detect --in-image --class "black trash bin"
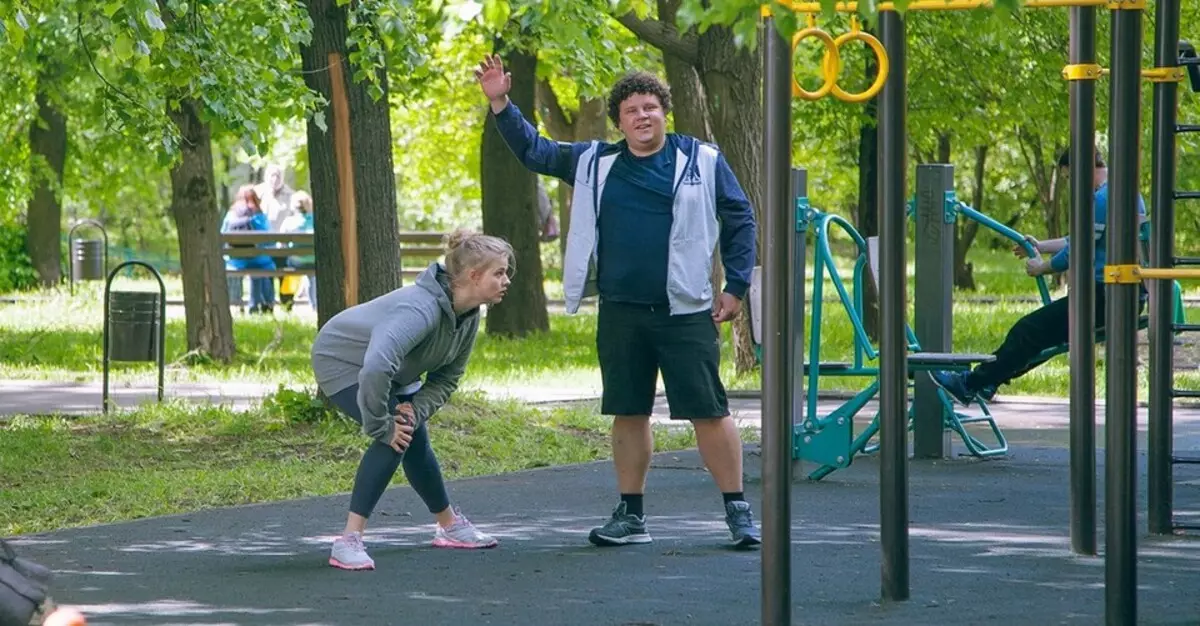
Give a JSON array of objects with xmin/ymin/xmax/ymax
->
[
  {"xmin": 72, "ymin": 239, "xmax": 105, "ymax": 281},
  {"xmin": 108, "ymin": 291, "xmax": 160, "ymax": 362}
]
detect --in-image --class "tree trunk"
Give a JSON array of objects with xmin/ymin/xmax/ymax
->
[
  {"xmin": 856, "ymin": 53, "xmax": 879, "ymax": 340},
  {"xmin": 953, "ymin": 145, "xmax": 987, "ymax": 290},
  {"xmin": 695, "ymin": 27, "xmax": 761, "ymax": 375},
  {"xmin": 301, "ymin": 0, "xmax": 403, "ymax": 328},
  {"xmin": 658, "ymin": 0, "xmax": 711, "ymax": 142},
  {"xmin": 936, "ymin": 131, "xmax": 951, "ymax": 164},
  {"xmin": 166, "ymin": 98, "xmax": 236, "ymax": 362},
  {"xmin": 481, "ymin": 41, "xmax": 548, "ymax": 337},
  {"xmin": 26, "ymin": 87, "xmax": 67, "ymax": 287}
]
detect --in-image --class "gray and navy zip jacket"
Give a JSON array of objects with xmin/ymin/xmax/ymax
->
[{"xmin": 492, "ymin": 101, "xmax": 758, "ymax": 316}]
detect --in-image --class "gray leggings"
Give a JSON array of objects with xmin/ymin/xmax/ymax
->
[{"xmin": 329, "ymin": 385, "xmax": 450, "ymax": 518}]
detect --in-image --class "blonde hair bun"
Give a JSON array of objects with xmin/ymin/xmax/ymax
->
[
  {"xmin": 443, "ymin": 228, "xmax": 477, "ymax": 254},
  {"xmin": 441, "ymin": 228, "xmax": 515, "ymax": 281}
]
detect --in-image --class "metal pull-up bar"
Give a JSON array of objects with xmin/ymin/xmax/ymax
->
[{"xmin": 767, "ymin": 0, "xmax": 1140, "ymax": 13}]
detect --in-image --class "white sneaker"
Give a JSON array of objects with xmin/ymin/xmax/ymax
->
[
  {"xmin": 329, "ymin": 532, "xmax": 374, "ymax": 570},
  {"xmin": 432, "ymin": 508, "xmax": 499, "ymax": 549}
]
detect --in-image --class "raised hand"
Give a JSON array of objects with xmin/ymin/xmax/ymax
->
[{"xmin": 474, "ymin": 54, "xmax": 511, "ymax": 112}]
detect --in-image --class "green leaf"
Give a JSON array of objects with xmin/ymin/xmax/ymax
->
[
  {"xmin": 144, "ymin": 8, "xmax": 166, "ymax": 30},
  {"xmin": 313, "ymin": 110, "xmax": 327, "ymax": 133},
  {"xmin": 14, "ymin": 10, "xmax": 27, "ymax": 30},
  {"xmin": 2, "ymin": 19, "xmax": 22, "ymax": 49},
  {"xmin": 114, "ymin": 34, "xmax": 134, "ymax": 61}
]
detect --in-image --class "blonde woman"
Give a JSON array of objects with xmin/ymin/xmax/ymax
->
[{"xmin": 311, "ymin": 229, "xmax": 513, "ymax": 570}]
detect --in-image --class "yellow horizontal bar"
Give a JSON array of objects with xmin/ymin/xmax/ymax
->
[
  {"xmin": 1063, "ymin": 63, "xmax": 1104, "ymax": 80},
  {"xmin": 1134, "ymin": 268, "xmax": 1200, "ymax": 281},
  {"xmin": 776, "ymin": 0, "xmax": 1125, "ymax": 13},
  {"xmin": 1103, "ymin": 265, "xmax": 1200, "ymax": 283}
]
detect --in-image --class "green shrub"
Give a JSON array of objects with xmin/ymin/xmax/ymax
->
[{"xmin": 0, "ymin": 221, "xmax": 37, "ymax": 293}]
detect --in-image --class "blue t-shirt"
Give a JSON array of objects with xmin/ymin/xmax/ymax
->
[
  {"xmin": 597, "ymin": 140, "xmax": 677, "ymax": 305},
  {"xmin": 1049, "ymin": 183, "xmax": 1147, "ymax": 283}
]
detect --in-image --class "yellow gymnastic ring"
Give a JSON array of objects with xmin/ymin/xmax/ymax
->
[
  {"xmin": 792, "ymin": 27, "xmax": 841, "ymax": 101},
  {"xmin": 822, "ymin": 29, "xmax": 890, "ymax": 104}
]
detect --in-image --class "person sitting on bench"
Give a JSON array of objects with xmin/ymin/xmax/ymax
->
[{"xmin": 930, "ymin": 147, "xmax": 1146, "ymax": 406}]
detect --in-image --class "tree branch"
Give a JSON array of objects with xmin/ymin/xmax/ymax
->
[
  {"xmin": 612, "ymin": 10, "xmax": 698, "ymax": 66},
  {"xmin": 536, "ymin": 79, "xmax": 573, "ymax": 141}
]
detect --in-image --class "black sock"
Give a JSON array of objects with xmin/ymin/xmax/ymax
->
[
  {"xmin": 620, "ymin": 493, "xmax": 644, "ymax": 517},
  {"xmin": 723, "ymin": 492, "xmax": 745, "ymax": 505}
]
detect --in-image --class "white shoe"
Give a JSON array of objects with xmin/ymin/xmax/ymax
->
[
  {"xmin": 329, "ymin": 532, "xmax": 374, "ymax": 570},
  {"xmin": 432, "ymin": 508, "xmax": 499, "ymax": 549}
]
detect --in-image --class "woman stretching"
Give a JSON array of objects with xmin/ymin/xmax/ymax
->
[{"xmin": 311, "ymin": 229, "xmax": 513, "ymax": 570}]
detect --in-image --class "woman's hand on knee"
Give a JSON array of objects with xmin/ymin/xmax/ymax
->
[
  {"xmin": 388, "ymin": 419, "xmax": 415, "ymax": 453},
  {"xmin": 395, "ymin": 402, "xmax": 416, "ymax": 425}
]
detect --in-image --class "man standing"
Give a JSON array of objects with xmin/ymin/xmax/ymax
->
[{"xmin": 475, "ymin": 55, "xmax": 761, "ymax": 548}]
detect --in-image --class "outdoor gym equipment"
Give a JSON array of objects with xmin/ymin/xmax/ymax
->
[
  {"xmin": 760, "ymin": 0, "xmax": 1190, "ymax": 621},
  {"xmin": 791, "ymin": 15, "xmax": 888, "ymax": 102},
  {"xmin": 793, "ymin": 203, "xmax": 1002, "ymax": 481}
]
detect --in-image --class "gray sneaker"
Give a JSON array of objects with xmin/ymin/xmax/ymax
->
[
  {"xmin": 588, "ymin": 502, "xmax": 652, "ymax": 546},
  {"xmin": 725, "ymin": 501, "xmax": 761, "ymax": 549},
  {"xmin": 432, "ymin": 508, "xmax": 499, "ymax": 549},
  {"xmin": 329, "ymin": 532, "xmax": 374, "ymax": 570}
]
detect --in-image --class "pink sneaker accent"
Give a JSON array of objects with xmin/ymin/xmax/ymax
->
[{"xmin": 329, "ymin": 532, "xmax": 375, "ymax": 570}]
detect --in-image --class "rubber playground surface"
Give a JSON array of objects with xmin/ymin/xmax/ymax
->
[{"xmin": 11, "ymin": 396, "xmax": 1200, "ymax": 625}]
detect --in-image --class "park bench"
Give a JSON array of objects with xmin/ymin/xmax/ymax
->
[{"xmin": 220, "ymin": 231, "xmax": 447, "ymax": 284}]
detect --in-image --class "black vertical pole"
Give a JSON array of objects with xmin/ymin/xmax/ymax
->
[
  {"xmin": 1106, "ymin": 4, "xmax": 1143, "ymax": 624},
  {"xmin": 913, "ymin": 165, "xmax": 954, "ymax": 459},
  {"xmin": 761, "ymin": 12, "xmax": 793, "ymax": 626},
  {"xmin": 878, "ymin": 8, "xmax": 909, "ymax": 603},
  {"xmin": 1148, "ymin": 0, "xmax": 1181, "ymax": 537},
  {"xmin": 1067, "ymin": 4, "xmax": 1098, "ymax": 557},
  {"xmin": 792, "ymin": 167, "xmax": 808, "ymax": 479}
]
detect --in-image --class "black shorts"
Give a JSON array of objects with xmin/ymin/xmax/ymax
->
[{"xmin": 596, "ymin": 300, "xmax": 729, "ymax": 420}]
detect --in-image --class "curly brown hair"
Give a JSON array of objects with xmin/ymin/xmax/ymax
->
[{"xmin": 607, "ymin": 72, "xmax": 672, "ymax": 126}]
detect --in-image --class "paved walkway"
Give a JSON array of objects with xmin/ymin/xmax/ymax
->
[
  {"xmin": 11, "ymin": 442, "xmax": 1200, "ymax": 625},
  {"xmin": 5, "ymin": 378, "xmax": 1200, "ymax": 623},
  {"xmin": 0, "ymin": 380, "xmax": 606, "ymax": 416}
]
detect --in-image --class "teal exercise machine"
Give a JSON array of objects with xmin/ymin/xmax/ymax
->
[{"xmin": 748, "ymin": 177, "xmax": 1188, "ymax": 482}]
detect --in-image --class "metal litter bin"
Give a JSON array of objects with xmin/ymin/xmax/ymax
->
[
  {"xmin": 108, "ymin": 291, "xmax": 160, "ymax": 362},
  {"xmin": 68, "ymin": 219, "xmax": 108, "ymax": 295},
  {"xmin": 103, "ymin": 261, "xmax": 166, "ymax": 414},
  {"xmin": 72, "ymin": 239, "xmax": 105, "ymax": 280}
]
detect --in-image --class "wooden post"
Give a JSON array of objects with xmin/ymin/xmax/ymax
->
[{"xmin": 328, "ymin": 52, "xmax": 358, "ymax": 307}]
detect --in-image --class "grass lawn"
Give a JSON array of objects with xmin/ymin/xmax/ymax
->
[
  {"xmin": 0, "ymin": 389, "xmax": 711, "ymax": 536},
  {"xmin": 4, "ymin": 244, "xmax": 1197, "ymax": 536},
  {"xmin": 3, "ymin": 246, "xmax": 1197, "ymax": 398}
]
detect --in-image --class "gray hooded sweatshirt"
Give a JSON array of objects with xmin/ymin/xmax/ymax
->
[{"xmin": 310, "ymin": 263, "xmax": 479, "ymax": 443}]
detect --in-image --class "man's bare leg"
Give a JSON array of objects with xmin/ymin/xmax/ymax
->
[
  {"xmin": 612, "ymin": 415, "xmax": 653, "ymax": 493},
  {"xmin": 589, "ymin": 416, "xmax": 655, "ymax": 546},
  {"xmin": 692, "ymin": 416, "xmax": 743, "ymax": 492},
  {"xmin": 693, "ymin": 415, "xmax": 760, "ymax": 548}
]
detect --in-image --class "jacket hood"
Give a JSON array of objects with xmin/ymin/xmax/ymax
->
[{"xmin": 414, "ymin": 262, "xmax": 458, "ymax": 322}]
